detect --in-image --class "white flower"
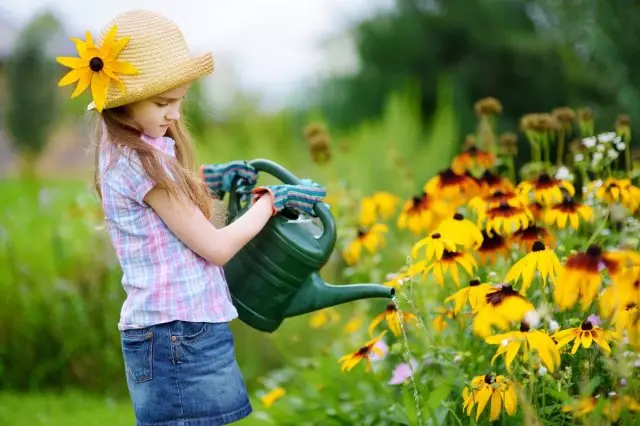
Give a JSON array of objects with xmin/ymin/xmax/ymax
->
[
  {"xmin": 538, "ymin": 366, "xmax": 548, "ymax": 376},
  {"xmin": 582, "ymin": 136, "xmax": 597, "ymax": 148},
  {"xmin": 597, "ymin": 132, "xmax": 616, "ymax": 143},
  {"xmin": 548, "ymin": 320, "xmax": 560, "ymax": 333},
  {"xmin": 574, "ymin": 153, "xmax": 584, "ymax": 163},
  {"xmin": 607, "ymin": 149, "xmax": 619, "ymax": 160},
  {"xmin": 596, "ymin": 144, "xmax": 606, "ymax": 153},
  {"xmin": 555, "ymin": 166, "xmax": 572, "ymax": 180},
  {"xmin": 524, "ymin": 310, "xmax": 541, "ymax": 328},
  {"xmin": 616, "ymin": 142, "xmax": 626, "ymax": 151}
]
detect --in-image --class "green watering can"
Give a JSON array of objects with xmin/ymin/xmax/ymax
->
[{"xmin": 222, "ymin": 159, "xmax": 395, "ymax": 333}]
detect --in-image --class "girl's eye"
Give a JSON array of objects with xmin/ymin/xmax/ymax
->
[{"xmin": 155, "ymin": 102, "xmax": 169, "ymax": 107}]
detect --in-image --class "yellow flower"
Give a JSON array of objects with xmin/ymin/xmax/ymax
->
[
  {"xmin": 485, "ymin": 322, "xmax": 561, "ymax": 373},
  {"xmin": 397, "ymin": 192, "xmax": 445, "ymax": 235},
  {"xmin": 408, "ymin": 250, "xmax": 477, "ymax": 287},
  {"xmin": 504, "ymin": 240, "xmax": 561, "ymax": 294},
  {"xmin": 472, "ymin": 285, "xmax": 535, "ymax": 337},
  {"xmin": 516, "ymin": 172, "xmax": 575, "ymax": 206},
  {"xmin": 309, "ymin": 307, "xmax": 340, "ymax": 328},
  {"xmin": 337, "ymin": 331, "xmax": 387, "ymax": 372},
  {"xmin": 563, "ymin": 394, "xmax": 640, "ymax": 422},
  {"xmin": 424, "ymin": 168, "xmax": 480, "ymax": 203},
  {"xmin": 543, "ymin": 198, "xmax": 594, "ymax": 230},
  {"xmin": 432, "ymin": 307, "xmax": 456, "ymax": 332},
  {"xmin": 368, "ymin": 303, "xmax": 417, "ymax": 336},
  {"xmin": 451, "ymin": 145, "xmax": 495, "ymax": 174},
  {"xmin": 358, "ymin": 192, "xmax": 400, "ymax": 226},
  {"xmin": 596, "ymin": 178, "xmax": 634, "ymax": 206},
  {"xmin": 553, "ymin": 318, "xmax": 613, "ymax": 354},
  {"xmin": 476, "ymin": 231, "xmax": 510, "ymax": 266},
  {"xmin": 434, "ymin": 213, "xmax": 484, "ymax": 250},
  {"xmin": 444, "ymin": 279, "xmax": 494, "ymax": 314},
  {"xmin": 56, "ymin": 26, "xmax": 139, "ymax": 112},
  {"xmin": 478, "ymin": 200, "xmax": 534, "ymax": 236},
  {"xmin": 342, "ymin": 224, "xmax": 388, "ymax": 265},
  {"xmin": 462, "ymin": 374, "xmax": 517, "ymax": 422},
  {"xmin": 561, "ymin": 396, "xmax": 597, "ymax": 417},
  {"xmin": 411, "ymin": 231, "xmax": 457, "ymax": 262},
  {"xmin": 260, "ymin": 387, "xmax": 285, "ymax": 408},
  {"xmin": 343, "ymin": 316, "xmax": 363, "ymax": 334},
  {"xmin": 509, "ymin": 223, "xmax": 556, "ymax": 252}
]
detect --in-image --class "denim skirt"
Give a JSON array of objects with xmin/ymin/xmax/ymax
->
[{"xmin": 120, "ymin": 320, "xmax": 252, "ymax": 426}]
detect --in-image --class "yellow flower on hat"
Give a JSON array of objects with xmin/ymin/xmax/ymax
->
[{"xmin": 56, "ymin": 25, "xmax": 139, "ymax": 112}]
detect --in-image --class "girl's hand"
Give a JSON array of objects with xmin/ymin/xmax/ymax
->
[{"xmin": 252, "ymin": 182, "xmax": 326, "ymax": 217}]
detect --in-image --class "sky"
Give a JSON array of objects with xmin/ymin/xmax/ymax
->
[{"xmin": 3, "ymin": 0, "xmax": 392, "ymax": 110}]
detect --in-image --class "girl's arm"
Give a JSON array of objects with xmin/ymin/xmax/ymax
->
[{"xmin": 144, "ymin": 186, "xmax": 273, "ymax": 266}]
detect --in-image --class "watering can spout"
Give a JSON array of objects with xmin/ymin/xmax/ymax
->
[{"xmin": 283, "ymin": 273, "xmax": 395, "ymax": 318}]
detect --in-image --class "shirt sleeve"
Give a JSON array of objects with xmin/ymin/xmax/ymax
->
[{"xmin": 116, "ymin": 150, "xmax": 157, "ymax": 205}]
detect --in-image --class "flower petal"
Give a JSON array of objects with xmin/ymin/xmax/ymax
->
[
  {"xmin": 107, "ymin": 60, "xmax": 139, "ymax": 75},
  {"xmin": 100, "ymin": 25, "xmax": 118, "ymax": 58},
  {"xmin": 71, "ymin": 71, "xmax": 92, "ymax": 98},
  {"xmin": 56, "ymin": 56, "xmax": 87, "ymax": 69},
  {"xmin": 58, "ymin": 67, "xmax": 87, "ymax": 87},
  {"xmin": 490, "ymin": 390, "xmax": 502, "ymax": 421},
  {"xmin": 90, "ymin": 71, "xmax": 109, "ymax": 112}
]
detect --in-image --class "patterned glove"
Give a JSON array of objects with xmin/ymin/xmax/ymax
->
[
  {"xmin": 252, "ymin": 182, "xmax": 327, "ymax": 217},
  {"xmin": 200, "ymin": 161, "xmax": 258, "ymax": 198}
]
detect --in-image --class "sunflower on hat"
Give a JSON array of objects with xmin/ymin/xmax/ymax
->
[{"xmin": 56, "ymin": 26, "xmax": 139, "ymax": 112}]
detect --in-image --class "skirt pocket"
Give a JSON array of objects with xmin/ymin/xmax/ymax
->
[{"xmin": 121, "ymin": 330, "xmax": 153, "ymax": 383}]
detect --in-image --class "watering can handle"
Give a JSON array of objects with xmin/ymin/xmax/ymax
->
[{"xmin": 227, "ymin": 159, "xmax": 336, "ymax": 251}]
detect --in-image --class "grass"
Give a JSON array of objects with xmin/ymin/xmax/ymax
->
[{"xmin": 0, "ymin": 391, "xmax": 272, "ymax": 425}]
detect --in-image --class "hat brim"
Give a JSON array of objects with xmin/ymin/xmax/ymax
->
[{"xmin": 88, "ymin": 51, "xmax": 213, "ymax": 111}]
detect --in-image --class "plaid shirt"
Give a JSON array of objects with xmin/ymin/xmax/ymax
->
[{"xmin": 99, "ymin": 133, "xmax": 238, "ymax": 330}]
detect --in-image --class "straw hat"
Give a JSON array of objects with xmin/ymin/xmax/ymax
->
[{"xmin": 80, "ymin": 9, "xmax": 213, "ymax": 111}]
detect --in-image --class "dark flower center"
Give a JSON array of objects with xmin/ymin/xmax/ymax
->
[
  {"xmin": 492, "ymin": 190, "xmax": 505, "ymax": 197},
  {"xmin": 537, "ymin": 172, "xmax": 552, "ymax": 185},
  {"xmin": 586, "ymin": 245, "xmax": 602, "ymax": 258},
  {"xmin": 386, "ymin": 303, "xmax": 397, "ymax": 312},
  {"xmin": 440, "ymin": 168, "xmax": 457, "ymax": 180},
  {"xmin": 581, "ymin": 320, "xmax": 593, "ymax": 331},
  {"xmin": 484, "ymin": 374, "xmax": 495, "ymax": 385},
  {"xmin": 467, "ymin": 146, "xmax": 478, "ymax": 155},
  {"xmin": 486, "ymin": 285, "xmax": 519, "ymax": 305},
  {"xmin": 357, "ymin": 228, "xmax": 367, "ymax": 238},
  {"xmin": 454, "ymin": 213, "xmax": 464, "ymax": 221},
  {"xmin": 532, "ymin": 241, "xmax": 546, "ymax": 252},
  {"xmin": 89, "ymin": 57, "xmax": 104, "ymax": 72},
  {"xmin": 626, "ymin": 303, "xmax": 637, "ymax": 310},
  {"xmin": 431, "ymin": 232, "xmax": 441, "ymax": 239},
  {"xmin": 520, "ymin": 322, "xmax": 530, "ymax": 332},
  {"xmin": 469, "ymin": 279, "xmax": 480, "ymax": 287}
]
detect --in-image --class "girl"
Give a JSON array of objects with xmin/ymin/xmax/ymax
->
[{"xmin": 56, "ymin": 9, "xmax": 326, "ymax": 426}]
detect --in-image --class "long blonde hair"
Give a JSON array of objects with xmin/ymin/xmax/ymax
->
[{"xmin": 93, "ymin": 106, "xmax": 214, "ymax": 221}]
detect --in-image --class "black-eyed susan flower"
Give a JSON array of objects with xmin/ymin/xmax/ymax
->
[
  {"xmin": 368, "ymin": 303, "xmax": 417, "ymax": 337},
  {"xmin": 469, "ymin": 189, "xmax": 527, "ymax": 216},
  {"xmin": 603, "ymin": 395, "xmax": 640, "ymax": 421},
  {"xmin": 260, "ymin": 387, "xmax": 286, "ymax": 408},
  {"xmin": 596, "ymin": 178, "xmax": 634, "ymax": 206},
  {"xmin": 552, "ymin": 318, "xmax": 613, "ymax": 354},
  {"xmin": 337, "ymin": 331, "xmax": 387, "ymax": 372},
  {"xmin": 517, "ymin": 172, "xmax": 575, "ymax": 206},
  {"xmin": 544, "ymin": 197, "xmax": 594, "ymax": 230},
  {"xmin": 444, "ymin": 279, "xmax": 494, "ymax": 314},
  {"xmin": 504, "ymin": 240, "xmax": 561, "ymax": 294},
  {"xmin": 433, "ymin": 306, "xmax": 456, "ymax": 332},
  {"xmin": 56, "ymin": 26, "xmax": 139, "ymax": 112},
  {"xmin": 309, "ymin": 307, "xmax": 341, "ymax": 328},
  {"xmin": 435, "ymin": 213, "xmax": 484, "ymax": 250},
  {"xmin": 424, "ymin": 168, "xmax": 480, "ymax": 203},
  {"xmin": 476, "ymin": 231, "xmax": 510, "ymax": 266},
  {"xmin": 473, "ymin": 284, "xmax": 535, "ymax": 337},
  {"xmin": 343, "ymin": 316, "xmax": 363, "ymax": 334},
  {"xmin": 527, "ymin": 201, "xmax": 545, "ymax": 221},
  {"xmin": 358, "ymin": 192, "xmax": 400, "ymax": 226},
  {"xmin": 510, "ymin": 222, "xmax": 555, "ymax": 251},
  {"xmin": 462, "ymin": 374, "xmax": 517, "ymax": 422},
  {"xmin": 451, "ymin": 145, "xmax": 496, "ymax": 174},
  {"xmin": 485, "ymin": 321, "xmax": 561, "ymax": 373},
  {"xmin": 342, "ymin": 224, "xmax": 388, "ymax": 266},
  {"xmin": 478, "ymin": 200, "xmax": 534, "ymax": 236},
  {"xmin": 397, "ymin": 192, "xmax": 444, "ymax": 235},
  {"xmin": 408, "ymin": 249, "xmax": 477, "ymax": 287},
  {"xmin": 554, "ymin": 245, "xmax": 620, "ymax": 311},
  {"xmin": 474, "ymin": 170, "xmax": 515, "ymax": 197},
  {"xmin": 411, "ymin": 231, "xmax": 457, "ymax": 262},
  {"xmin": 561, "ymin": 396, "xmax": 598, "ymax": 418}
]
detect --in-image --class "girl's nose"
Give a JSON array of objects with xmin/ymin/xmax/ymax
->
[{"xmin": 166, "ymin": 107, "xmax": 181, "ymax": 121}]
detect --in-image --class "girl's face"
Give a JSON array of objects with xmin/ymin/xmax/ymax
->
[{"xmin": 127, "ymin": 84, "xmax": 191, "ymax": 138}]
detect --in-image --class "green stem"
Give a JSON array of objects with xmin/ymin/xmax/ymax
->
[
  {"xmin": 557, "ymin": 130, "xmax": 565, "ymax": 166},
  {"xmin": 625, "ymin": 141, "xmax": 632, "ymax": 177},
  {"xmin": 543, "ymin": 135, "xmax": 551, "ymax": 165},
  {"xmin": 506, "ymin": 155, "xmax": 517, "ymax": 183},
  {"xmin": 584, "ymin": 212, "xmax": 609, "ymax": 250}
]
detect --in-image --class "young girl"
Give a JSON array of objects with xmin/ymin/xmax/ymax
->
[{"xmin": 56, "ymin": 9, "xmax": 326, "ymax": 426}]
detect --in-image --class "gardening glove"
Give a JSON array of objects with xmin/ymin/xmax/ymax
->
[
  {"xmin": 200, "ymin": 161, "xmax": 258, "ymax": 199},
  {"xmin": 252, "ymin": 182, "xmax": 327, "ymax": 217}
]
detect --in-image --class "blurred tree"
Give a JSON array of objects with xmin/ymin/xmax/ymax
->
[
  {"xmin": 317, "ymin": 0, "xmax": 638, "ymax": 140},
  {"xmin": 4, "ymin": 11, "xmax": 61, "ymax": 178},
  {"xmin": 183, "ymin": 80, "xmax": 211, "ymax": 142}
]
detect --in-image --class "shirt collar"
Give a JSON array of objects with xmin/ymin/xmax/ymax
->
[{"xmin": 140, "ymin": 134, "xmax": 175, "ymax": 156}]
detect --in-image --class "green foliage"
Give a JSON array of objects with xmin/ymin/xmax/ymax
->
[{"xmin": 4, "ymin": 12, "xmax": 62, "ymax": 168}]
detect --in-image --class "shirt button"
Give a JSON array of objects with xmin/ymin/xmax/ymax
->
[{"xmin": 171, "ymin": 336, "xmax": 177, "ymax": 342}]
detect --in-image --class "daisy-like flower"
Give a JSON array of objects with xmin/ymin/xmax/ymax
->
[
  {"xmin": 473, "ymin": 284, "xmax": 535, "ymax": 337},
  {"xmin": 397, "ymin": 192, "xmax": 444, "ymax": 235},
  {"xmin": 469, "ymin": 189, "xmax": 527, "ymax": 216},
  {"xmin": 504, "ymin": 240, "xmax": 562, "ymax": 294},
  {"xmin": 603, "ymin": 395, "xmax": 640, "ymax": 421},
  {"xmin": 337, "ymin": 331, "xmax": 387, "ymax": 372},
  {"xmin": 478, "ymin": 200, "xmax": 534, "ymax": 236},
  {"xmin": 595, "ymin": 178, "xmax": 634, "ymax": 206},
  {"xmin": 56, "ymin": 26, "xmax": 139, "ymax": 112},
  {"xmin": 543, "ymin": 197, "xmax": 594, "ymax": 230},
  {"xmin": 309, "ymin": 307, "xmax": 341, "ymax": 328},
  {"xmin": 485, "ymin": 321, "xmax": 561, "ymax": 373},
  {"xmin": 358, "ymin": 192, "xmax": 400, "ymax": 226},
  {"xmin": 553, "ymin": 318, "xmax": 613, "ymax": 354},
  {"xmin": 408, "ymin": 249, "xmax": 477, "ymax": 287},
  {"xmin": 527, "ymin": 201, "xmax": 545, "ymax": 221},
  {"xmin": 342, "ymin": 224, "xmax": 388, "ymax": 266},
  {"xmin": 510, "ymin": 222, "xmax": 555, "ymax": 251},
  {"xmin": 517, "ymin": 172, "xmax": 575, "ymax": 206},
  {"xmin": 474, "ymin": 170, "xmax": 515, "ymax": 197},
  {"xmin": 462, "ymin": 374, "xmax": 517, "ymax": 422},
  {"xmin": 368, "ymin": 303, "xmax": 417, "ymax": 337},
  {"xmin": 554, "ymin": 245, "xmax": 620, "ymax": 311},
  {"xmin": 411, "ymin": 231, "xmax": 457, "ymax": 262},
  {"xmin": 434, "ymin": 213, "xmax": 484, "ymax": 250},
  {"xmin": 451, "ymin": 145, "xmax": 496, "ymax": 174},
  {"xmin": 424, "ymin": 168, "xmax": 480, "ymax": 203},
  {"xmin": 561, "ymin": 395, "xmax": 597, "ymax": 418},
  {"xmin": 444, "ymin": 279, "xmax": 494, "ymax": 314},
  {"xmin": 432, "ymin": 306, "xmax": 456, "ymax": 332},
  {"xmin": 476, "ymin": 231, "xmax": 510, "ymax": 266},
  {"xmin": 260, "ymin": 387, "xmax": 286, "ymax": 408}
]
